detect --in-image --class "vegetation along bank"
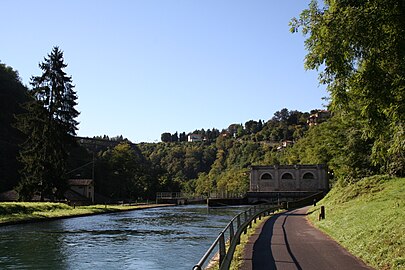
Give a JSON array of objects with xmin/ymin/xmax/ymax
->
[
  {"xmin": 0, "ymin": 202, "xmax": 174, "ymax": 226},
  {"xmin": 308, "ymin": 176, "xmax": 404, "ymax": 270}
]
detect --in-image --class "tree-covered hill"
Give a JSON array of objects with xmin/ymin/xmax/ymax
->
[
  {"xmin": 65, "ymin": 107, "xmax": 320, "ymax": 200},
  {"xmin": 3, "ymin": 0, "xmax": 404, "ymax": 202},
  {"xmin": 0, "ymin": 62, "xmax": 349, "ymax": 201},
  {"xmin": 0, "ymin": 62, "xmax": 29, "ymax": 192}
]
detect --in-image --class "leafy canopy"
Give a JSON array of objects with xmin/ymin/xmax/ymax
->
[{"xmin": 291, "ymin": 0, "xmax": 405, "ymax": 175}]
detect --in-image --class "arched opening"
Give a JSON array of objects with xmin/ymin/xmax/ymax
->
[
  {"xmin": 303, "ymin": 172, "xmax": 315, "ymax": 179},
  {"xmin": 260, "ymin": 173, "xmax": 272, "ymax": 180},
  {"xmin": 281, "ymin": 173, "xmax": 294, "ymax": 179}
]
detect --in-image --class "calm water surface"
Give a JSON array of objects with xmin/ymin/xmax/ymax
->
[{"xmin": 0, "ymin": 205, "xmax": 249, "ymax": 270}]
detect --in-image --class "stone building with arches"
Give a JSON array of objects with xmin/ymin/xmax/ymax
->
[{"xmin": 249, "ymin": 164, "xmax": 329, "ymax": 192}]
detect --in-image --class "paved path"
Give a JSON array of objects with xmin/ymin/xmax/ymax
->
[{"xmin": 240, "ymin": 207, "xmax": 373, "ymax": 270}]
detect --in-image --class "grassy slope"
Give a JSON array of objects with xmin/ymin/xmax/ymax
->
[
  {"xmin": 308, "ymin": 176, "xmax": 405, "ymax": 270},
  {"xmin": 0, "ymin": 202, "xmax": 172, "ymax": 225}
]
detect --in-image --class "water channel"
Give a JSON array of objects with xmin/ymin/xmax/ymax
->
[{"xmin": 0, "ymin": 205, "xmax": 249, "ymax": 270}]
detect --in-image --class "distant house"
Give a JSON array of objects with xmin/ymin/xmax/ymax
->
[
  {"xmin": 307, "ymin": 110, "xmax": 331, "ymax": 126},
  {"xmin": 68, "ymin": 179, "xmax": 94, "ymax": 203},
  {"xmin": 188, "ymin": 134, "xmax": 203, "ymax": 142},
  {"xmin": 0, "ymin": 190, "xmax": 19, "ymax": 201},
  {"xmin": 277, "ymin": 140, "xmax": 294, "ymax": 150}
]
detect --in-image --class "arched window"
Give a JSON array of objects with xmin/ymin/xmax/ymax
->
[
  {"xmin": 281, "ymin": 173, "xmax": 293, "ymax": 179},
  {"xmin": 303, "ymin": 172, "xmax": 315, "ymax": 179},
  {"xmin": 260, "ymin": 173, "xmax": 272, "ymax": 180}
]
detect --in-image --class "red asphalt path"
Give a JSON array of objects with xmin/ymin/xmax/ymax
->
[{"xmin": 240, "ymin": 207, "xmax": 373, "ymax": 270}]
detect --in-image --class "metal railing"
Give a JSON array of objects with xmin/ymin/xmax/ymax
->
[
  {"xmin": 156, "ymin": 192, "xmax": 184, "ymax": 199},
  {"xmin": 192, "ymin": 204, "xmax": 281, "ymax": 270},
  {"xmin": 286, "ymin": 191, "xmax": 325, "ymax": 209}
]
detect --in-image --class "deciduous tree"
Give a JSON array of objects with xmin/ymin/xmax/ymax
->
[{"xmin": 291, "ymin": 0, "xmax": 405, "ymax": 175}]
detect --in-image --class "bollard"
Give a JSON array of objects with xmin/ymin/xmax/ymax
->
[
  {"xmin": 313, "ymin": 198, "xmax": 317, "ymax": 206},
  {"xmin": 319, "ymin": 206, "xmax": 325, "ymax": 220},
  {"xmin": 281, "ymin": 202, "xmax": 286, "ymax": 209}
]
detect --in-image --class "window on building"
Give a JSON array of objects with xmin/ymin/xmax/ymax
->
[
  {"xmin": 261, "ymin": 173, "xmax": 272, "ymax": 180},
  {"xmin": 303, "ymin": 172, "xmax": 315, "ymax": 179},
  {"xmin": 281, "ymin": 173, "xmax": 293, "ymax": 179}
]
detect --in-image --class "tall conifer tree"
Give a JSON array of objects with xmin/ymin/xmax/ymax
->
[{"xmin": 17, "ymin": 47, "xmax": 79, "ymax": 200}]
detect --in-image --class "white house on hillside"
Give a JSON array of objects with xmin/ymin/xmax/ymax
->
[{"xmin": 188, "ymin": 134, "xmax": 203, "ymax": 142}]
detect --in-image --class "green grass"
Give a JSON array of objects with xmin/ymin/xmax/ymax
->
[
  {"xmin": 0, "ymin": 202, "xmax": 172, "ymax": 225},
  {"xmin": 308, "ymin": 176, "xmax": 405, "ymax": 270}
]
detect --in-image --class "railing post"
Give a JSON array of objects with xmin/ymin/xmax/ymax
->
[
  {"xmin": 237, "ymin": 214, "xmax": 241, "ymax": 229},
  {"xmin": 229, "ymin": 221, "xmax": 234, "ymax": 243},
  {"xmin": 219, "ymin": 232, "xmax": 226, "ymax": 266},
  {"xmin": 244, "ymin": 211, "xmax": 248, "ymax": 223}
]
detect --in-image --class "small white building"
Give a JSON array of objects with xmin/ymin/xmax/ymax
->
[
  {"xmin": 68, "ymin": 179, "xmax": 94, "ymax": 203},
  {"xmin": 188, "ymin": 134, "xmax": 203, "ymax": 142}
]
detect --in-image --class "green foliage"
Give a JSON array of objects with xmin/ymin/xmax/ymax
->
[
  {"xmin": 0, "ymin": 202, "xmax": 171, "ymax": 225},
  {"xmin": 139, "ymin": 108, "xmax": 320, "ymax": 196},
  {"xmin": 161, "ymin": 132, "xmax": 172, "ymax": 142},
  {"xmin": 16, "ymin": 47, "xmax": 79, "ymax": 200},
  {"xmin": 283, "ymin": 114, "xmax": 378, "ymax": 183},
  {"xmin": 258, "ymin": 109, "xmax": 310, "ymax": 142},
  {"xmin": 139, "ymin": 141, "xmax": 217, "ymax": 192},
  {"xmin": 0, "ymin": 202, "xmax": 71, "ymax": 215},
  {"xmin": 93, "ymin": 142, "xmax": 158, "ymax": 200},
  {"xmin": 0, "ymin": 62, "xmax": 28, "ymax": 192},
  {"xmin": 308, "ymin": 176, "xmax": 405, "ymax": 269},
  {"xmin": 291, "ymin": 0, "xmax": 405, "ymax": 176}
]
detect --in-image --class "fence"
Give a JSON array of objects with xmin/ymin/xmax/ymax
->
[
  {"xmin": 286, "ymin": 191, "xmax": 325, "ymax": 209},
  {"xmin": 192, "ymin": 204, "xmax": 281, "ymax": 270}
]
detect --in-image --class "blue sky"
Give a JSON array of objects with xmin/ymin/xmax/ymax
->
[{"xmin": 1, "ymin": 0, "xmax": 327, "ymax": 142}]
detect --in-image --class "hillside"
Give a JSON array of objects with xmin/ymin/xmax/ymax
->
[{"xmin": 308, "ymin": 176, "xmax": 405, "ymax": 270}]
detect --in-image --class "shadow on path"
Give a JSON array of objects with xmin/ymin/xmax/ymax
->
[
  {"xmin": 247, "ymin": 207, "xmax": 373, "ymax": 270},
  {"xmin": 251, "ymin": 213, "xmax": 304, "ymax": 270},
  {"xmin": 251, "ymin": 214, "xmax": 278, "ymax": 270}
]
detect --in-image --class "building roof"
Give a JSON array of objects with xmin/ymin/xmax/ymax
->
[
  {"xmin": 68, "ymin": 179, "xmax": 94, "ymax": 186},
  {"xmin": 0, "ymin": 190, "xmax": 19, "ymax": 201}
]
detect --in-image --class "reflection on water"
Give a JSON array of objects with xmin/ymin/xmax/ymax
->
[{"xmin": 0, "ymin": 205, "xmax": 248, "ymax": 270}]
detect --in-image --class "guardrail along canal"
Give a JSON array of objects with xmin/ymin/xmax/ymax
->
[{"xmin": 0, "ymin": 205, "xmax": 249, "ymax": 269}]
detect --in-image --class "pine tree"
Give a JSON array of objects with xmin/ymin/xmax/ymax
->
[{"xmin": 17, "ymin": 47, "xmax": 79, "ymax": 200}]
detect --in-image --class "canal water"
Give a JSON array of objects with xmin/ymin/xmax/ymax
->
[{"xmin": 0, "ymin": 205, "xmax": 249, "ymax": 270}]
